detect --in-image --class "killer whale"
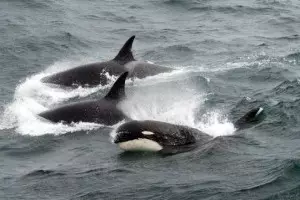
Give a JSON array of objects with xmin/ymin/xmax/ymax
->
[
  {"xmin": 114, "ymin": 120, "xmax": 210, "ymax": 154},
  {"xmin": 39, "ymin": 72, "xmax": 130, "ymax": 125},
  {"xmin": 42, "ymin": 36, "xmax": 172, "ymax": 87},
  {"xmin": 113, "ymin": 107, "xmax": 264, "ymax": 153}
]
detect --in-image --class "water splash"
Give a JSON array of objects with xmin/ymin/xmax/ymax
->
[
  {"xmin": 0, "ymin": 60, "xmax": 238, "ymax": 136},
  {"xmin": 0, "ymin": 61, "xmax": 118, "ymax": 135},
  {"xmin": 119, "ymin": 77, "xmax": 235, "ymax": 138}
]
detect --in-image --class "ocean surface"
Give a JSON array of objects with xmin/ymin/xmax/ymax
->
[{"xmin": 1, "ymin": 0, "xmax": 300, "ymax": 199}]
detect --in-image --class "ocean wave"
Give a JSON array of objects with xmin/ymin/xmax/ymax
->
[
  {"xmin": 188, "ymin": 5, "xmax": 274, "ymax": 14},
  {"xmin": 257, "ymin": 0, "xmax": 295, "ymax": 7},
  {"xmin": 1, "ymin": 135, "xmax": 61, "ymax": 156},
  {"xmin": 23, "ymin": 169, "xmax": 66, "ymax": 178},
  {"xmin": 277, "ymin": 34, "xmax": 299, "ymax": 41},
  {"xmin": 284, "ymin": 52, "xmax": 300, "ymax": 65},
  {"xmin": 232, "ymin": 159, "xmax": 300, "ymax": 200},
  {"xmin": 263, "ymin": 184, "xmax": 300, "ymax": 200},
  {"xmin": 248, "ymin": 67, "xmax": 291, "ymax": 82},
  {"xmin": 12, "ymin": 0, "xmax": 51, "ymax": 10},
  {"xmin": 164, "ymin": 45, "xmax": 195, "ymax": 53},
  {"xmin": 101, "ymin": 11, "xmax": 138, "ymax": 23},
  {"xmin": 272, "ymin": 79, "xmax": 300, "ymax": 96}
]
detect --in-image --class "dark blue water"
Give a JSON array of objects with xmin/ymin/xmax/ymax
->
[{"xmin": 1, "ymin": 0, "xmax": 300, "ymax": 199}]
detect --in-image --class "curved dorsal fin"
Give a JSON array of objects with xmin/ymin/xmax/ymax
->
[
  {"xmin": 113, "ymin": 36, "xmax": 135, "ymax": 64},
  {"xmin": 105, "ymin": 72, "xmax": 128, "ymax": 101}
]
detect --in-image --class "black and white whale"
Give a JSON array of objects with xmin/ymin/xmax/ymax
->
[
  {"xmin": 39, "ymin": 72, "xmax": 130, "ymax": 125},
  {"xmin": 42, "ymin": 36, "xmax": 172, "ymax": 87},
  {"xmin": 113, "ymin": 107, "xmax": 264, "ymax": 153}
]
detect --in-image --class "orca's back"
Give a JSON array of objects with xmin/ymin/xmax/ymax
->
[{"xmin": 39, "ymin": 100, "xmax": 127, "ymax": 125}]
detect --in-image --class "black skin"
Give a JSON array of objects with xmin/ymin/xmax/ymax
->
[
  {"xmin": 42, "ymin": 35, "xmax": 172, "ymax": 87},
  {"xmin": 42, "ymin": 61, "xmax": 125, "ymax": 87},
  {"xmin": 233, "ymin": 107, "xmax": 264, "ymax": 130},
  {"xmin": 39, "ymin": 72, "xmax": 130, "ymax": 125},
  {"xmin": 39, "ymin": 99, "xmax": 128, "ymax": 125},
  {"xmin": 114, "ymin": 107, "xmax": 264, "ymax": 152},
  {"xmin": 114, "ymin": 120, "xmax": 211, "ymax": 147}
]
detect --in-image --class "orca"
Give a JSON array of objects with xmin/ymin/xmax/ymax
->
[
  {"xmin": 39, "ymin": 72, "xmax": 130, "ymax": 125},
  {"xmin": 114, "ymin": 120, "xmax": 210, "ymax": 154},
  {"xmin": 233, "ymin": 107, "xmax": 264, "ymax": 130},
  {"xmin": 42, "ymin": 36, "xmax": 172, "ymax": 87},
  {"xmin": 113, "ymin": 107, "xmax": 264, "ymax": 153}
]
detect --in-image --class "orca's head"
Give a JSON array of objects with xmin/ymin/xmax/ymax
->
[{"xmin": 113, "ymin": 121, "xmax": 163, "ymax": 152}]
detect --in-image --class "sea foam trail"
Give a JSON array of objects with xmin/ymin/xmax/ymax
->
[
  {"xmin": 0, "ymin": 60, "xmax": 236, "ymax": 136},
  {"xmin": 0, "ymin": 60, "xmax": 117, "ymax": 135}
]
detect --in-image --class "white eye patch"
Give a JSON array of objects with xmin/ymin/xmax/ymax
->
[{"xmin": 142, "ymin": 131, "xmax": 155, "ymax": 135}]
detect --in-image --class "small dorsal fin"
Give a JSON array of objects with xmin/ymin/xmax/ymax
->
[
  {"xmin": 105, "ymin": 72, "xmax": 128, "ymax": 101},
  {"xmin": 234, "ymin": 107, "xmax": 264, "ymax": 130},
  {"xmin": 113, "ymin": 36, "xmax": 135, "ymax": 64}
]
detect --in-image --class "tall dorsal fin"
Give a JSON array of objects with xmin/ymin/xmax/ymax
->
[
  {"xmin": 105, "ymin": 72, "xmax": 128, "ymax": 101},
  {"xmin": 113, "ymin": 36, "xmax": 135, "ymax": 64}
]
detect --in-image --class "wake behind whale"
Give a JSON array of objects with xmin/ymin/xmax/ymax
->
[
  {"xmin": 0, "ymin": 34, "xmax": 254, "ymax": 136},
  {"xmin": 0, "ymin": 64, "xmax": 236, "ymax": 137}
]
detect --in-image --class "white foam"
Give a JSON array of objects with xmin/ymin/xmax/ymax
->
[
  {"xmin": 0, "ymin": 60, "xmax": 119, "ymax": 136},
  {"xmin": 0, "ymin": 59, "xmax": 240, "ymax": 136},
  {"xmin": 125, "ymin": 68, "xmax": 195, "ymax": 87},
  {"xmin": 119, "ymin": 78, "xmax": 235, "ymax": 138},
  {"xmin": 196, "ymin": 111, "xmax": 235, "ymax": 137}
]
